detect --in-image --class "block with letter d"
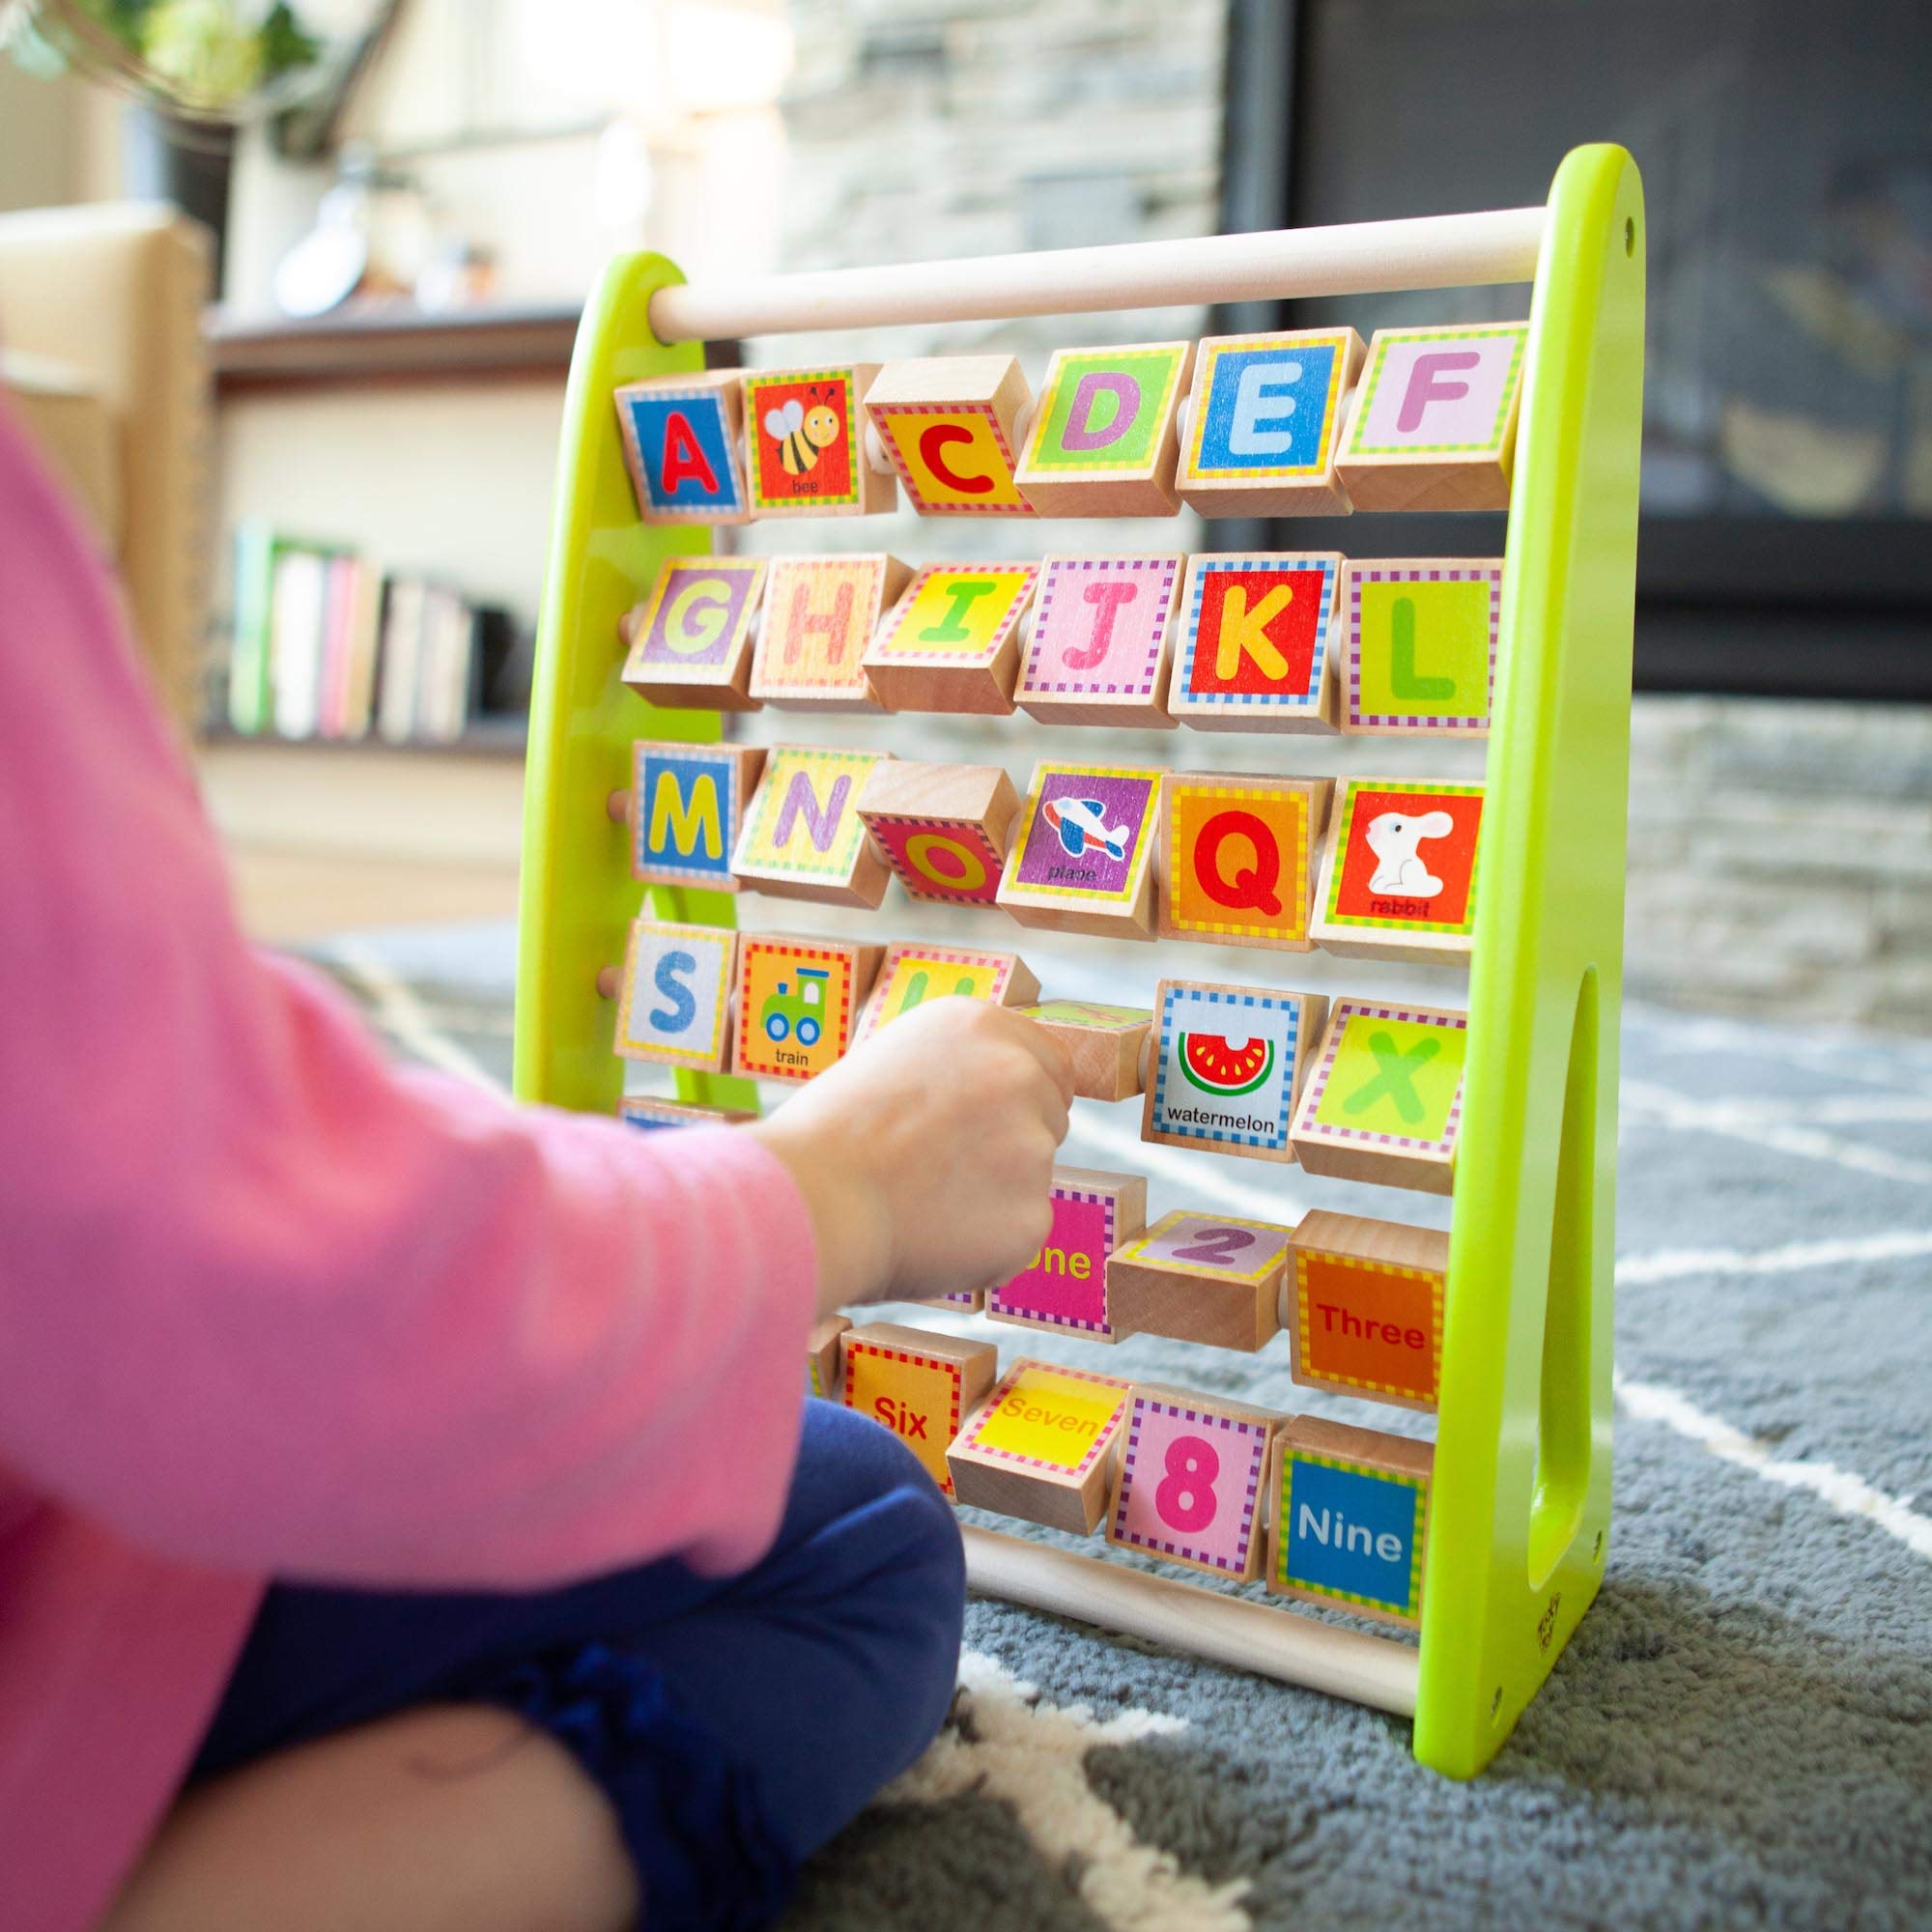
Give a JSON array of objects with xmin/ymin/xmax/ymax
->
[
  {"xmin": 613, "ymin": 372, "xmax": 751, "ymax": 524},
  {"xmin": 612, "ymin": 920, "xmax": 738, "ymax": 1071},
  {"xmin": 1013, "ymin": 340, "xmax": 1195, "ymax": 517},
  {"xmin": 619, "ymin": 555, "xmax": 766, "ymax": 711},
  {"xmin": 626, "ymin": 741, "xmax": 764, "ymax": 891}
]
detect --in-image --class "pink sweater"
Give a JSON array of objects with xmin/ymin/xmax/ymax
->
[{"xmin": 0, "ymin": 407, "xmax": 818, "ymax": 1932}]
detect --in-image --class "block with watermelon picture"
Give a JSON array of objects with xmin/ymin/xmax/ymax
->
[{"xmin": 1142, "ymin": 979, "xmax": 1328, "ymax": 1162}]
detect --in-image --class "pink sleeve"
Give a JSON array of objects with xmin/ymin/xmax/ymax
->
[{"xmin": 0, "ymin": 404, "xmax": 819, "ymax": 1589}]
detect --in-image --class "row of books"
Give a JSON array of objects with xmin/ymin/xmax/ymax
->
[{"xmin": 225, "ymin": 525, "xmax": 520, "ymax": 745}]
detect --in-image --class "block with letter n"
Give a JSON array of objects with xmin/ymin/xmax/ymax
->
[
  {"xmin": 618, "ymin": 555, "xmax": 766, "ymax": 711},
  {"xmin": 732, "ymin": 744, "xmax": 891, "ymax": 907},
  {"xmin": 1167, "ymin": 553, "xmax": 1345, "ymax": 733},
  {"xmin": 625, "ymin": 741, "xmax": 764, "ymax": 890}
]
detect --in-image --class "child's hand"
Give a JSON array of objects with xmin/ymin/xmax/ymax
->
[{"xmin": 749, "ymin": 998, "xmax": 1073, "ymax": 1317}]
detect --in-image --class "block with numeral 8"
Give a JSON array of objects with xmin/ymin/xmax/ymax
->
[{"xmin": 1105, "ymin": 1386, "xmax": 1280, "ymax": 1582}]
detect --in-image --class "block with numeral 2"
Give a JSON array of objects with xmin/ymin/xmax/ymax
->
[
  {"xmin": 1107, "ymin": 1386, "xmax": 1280, "ymax": 1582},
  {"xmin": 947, "ymin": 1358, "xmax": 1136, "ymax": 1534},
  {"xmin": 841, "ymin": 1322, "xmax": 998, "ymax": 1497},
  {"xmin": 1105, "ymin": 1211, "xmax": 1293, "ymax": 1352},
  {"xmin": 987, "ymin": 1167, "xmax": 1146, "ymax": 1344}
]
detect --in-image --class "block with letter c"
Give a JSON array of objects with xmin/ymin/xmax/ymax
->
[{"xmin": 862, "ymin": 356, "xmax": 1036, "ymax": 516}]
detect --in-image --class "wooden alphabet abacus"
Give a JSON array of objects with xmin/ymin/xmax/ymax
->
[{"xmin": 515, "ymin": 145, "xmax": 1643, "ymax": 1777}]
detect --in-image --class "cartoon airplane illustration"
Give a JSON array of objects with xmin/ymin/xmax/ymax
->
[{"xmin": 1041, "ymin": 795, "xmax": 1130, "ymax": 864}]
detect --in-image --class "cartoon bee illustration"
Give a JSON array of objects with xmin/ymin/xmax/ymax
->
[{"xmin": 762, "ymin": 383, "xmax": 844, "ymax": 477}]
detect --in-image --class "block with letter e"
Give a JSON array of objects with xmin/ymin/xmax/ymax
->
[
  {"xmin": 1106, "ymin": 1211, "xmax": 1293, "ymax": 1352},
  {"xmin": 947, "ymin": 1358, "xmax": 1135, "ymax": 1534},
  {"xmin": 733, "ymin": 744, "xmax": 891, "ymax": 908},
  {"xmin": 853, "ymin": 942, "xmax": 1038, "ymax": 1047},
  {"xmin": 1336, "ymin": 323, "xmax": 1527, "ymax": 512},
  {"xmin": 1158, "ymin": 770, "xmax": 1332, "ymax": 951},
  {"xmin": 742, "ymin": 363, "xmax": 895, "ymax": 518},
  {"xmin": 1287, "ymin": 1209, "xmax": 1446, "ymax": 1413},
  {"xmin": 1341, "ymin": 560, "xmax": 1501, "ymax": 736},
  {"xmin": 752, "ymin": 554, "xmax": 909, "ymax": 712},
  {"xmin": 1013, "ymin": 340, "xmax": 1194, "ymax": 517},
  {"xmin": 1107, "ymin": 1386, "xmax": 1280, "ymax": 1582},
  {"xmin": 619, "ymin": 555, "xmax": 766, "ymax": 711},
  {"xmin": 856, "ymin": 760, "xmax": 1021, "ymax": 910},
  {"xmin": 987, "ymin": 1166, "xmax": 1146, "ymax": 1344},
  {"xmin": 1178, "ymin": 328, "xmax": 1365, "ymax": 518},
  {"xmin": 996, "ymin": 762, "xmax": 1162, "ymax": 940},
  {"xmin": 625, "ymin": 741, "xmax": 764, "ymax": 891},
  {"xmin": 863, "ymin": 356, "xmax": 1035, "ymax": 517},
  {"xmin": 1166, "ymin": 553, "xmax": 1344, "ymax": 733},
  {"xmin": 1268, "ymin": 1416, "xmax": 1434, "ymax": 1629},
  {"xmin": 613, "ymin": 372, "xmax": 751, "ymax": 524},
  {"xmin": 861, "ymin": 561, "xmax": 1038, "ymax": 715},
  {"xmin": 730, "ymin": 932, "xmax": 881, "ymax": 1083},
  {"xmin": 1310, "ymin": 779, "xmax": 1485, "ymax": 965},
  {"xmin": 612, "ymin": 920, "xmax": 738, "ymax": 1071},
  {"xmin": 841, "ymin": 1321, "xmax": 998, "ymax": 1497}
]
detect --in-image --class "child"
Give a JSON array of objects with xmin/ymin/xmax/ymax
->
[{"xmin": 0, "ymin": 404, "xmax": 1072, "ymax": 1932}]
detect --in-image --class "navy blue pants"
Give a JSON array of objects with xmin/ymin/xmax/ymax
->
[{"xmin": 190, "ymin": 1401, "xmax": 965, "ymax": 1931}]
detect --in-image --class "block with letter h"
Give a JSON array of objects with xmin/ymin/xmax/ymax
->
[
  {"xmin": 614, "ymin": 372, "xmax": 751, "ymax": 525},
  {"xmin": 752, "ymin": 554, "xmax": 910, "ymax": 712}
]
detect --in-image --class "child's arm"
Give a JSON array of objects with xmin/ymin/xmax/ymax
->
[{"xmin": 0, "ymin": 407, "xmax": 1066, "ymax": 1592}]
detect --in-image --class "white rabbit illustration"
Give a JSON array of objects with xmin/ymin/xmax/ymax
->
[{"xmin": 1366, "ymin": 810, "xmax": 1454, "ymax": 897}]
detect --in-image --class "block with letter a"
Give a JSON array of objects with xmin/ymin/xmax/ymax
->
[
  {"xmin": 613, "ymin": 371, "xmax": 751, "ymax": 524},
  {"xmin": 619, "ymin": 555, "xmax": 766, "ymax": 711},
  {"xmin": 1157, "ymin": 770, "xmax": 1332, "ymax": 951},
  {"xmin": 611, "ymin": 920, "xmax": 738, "ymax": 1071},
  {"xmin": 1166, "ymin": 553, "xmax": 1344, "ymax": 733},
  {"xmin": 625, "ymin": 741, "xmax": 764, "ymax": 891},
  {"xmin": 732, "ymin": 744, "xmax": 891, "ymax": 907},
  {"xmin": 751, "ymin": 554, "xmax": 909, "ymax": 712},
  {"xmin": 1012, "ymin": 340, "xmax": 1195, "ymax": 517},
  {"xmin": 863, "ymin": 356, "xmax": 1036, "ymax": 517}
]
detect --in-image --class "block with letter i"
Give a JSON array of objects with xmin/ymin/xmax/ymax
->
[
  {"xmin": 1341, "ymin": 560, "xmax": 1501, "ymax": 736},
  {"xmin": 732, "ymin": 745, "xmax": 891, "ymax": 908},
  {"xmin": 1287, "ymin": 1210, "xmax": 1446, "ymax": 1414},
  {"xmin": 947, "ymin": 1358, "xmax": 1135, "ymax": 1534},
  {"xmin": 1107, "ymin": 1387, "xmax": 1280, "ymax": 1582},
  {"xmin": 619, "ymin": 556, "xmax": 766, "ymax": 711},
  {"xmin": 742, "ymin": 364, "xmax": 895, "ymax": 518},
  {"xmin": 1012, "ymin": 341, "xmax": 1195, "ymax": 516},
  {"xmin": 1178, "ymin": 327, "xmax": 1366, "ymax": 517},
  {"xmin": 1014, "ymin": 1002, "xmax": 1151, "ymax": 1103},
  {"xmin": 1158, "ymin": 771, "xmax": 1332, "ymax": 951},
  {"xmin": 855, "ymin": 761, "xmax": 1021, "ymax": 911},
  {"xmin": 611, "ymin": 920, "xmax": 738, "ymax": 1071},
  {"xmin": 1105, "ymin": 1212, "xmax": 1293, "ymax": 1352},
  {"xmin": 996, "ymin": 762, "xmax": 1162, "ymax": 940},
  {"xmin": 1166, "ymin": 553, "xmax": 1344, "ymax": 733},
  {"xmin": 751, "ymin": 554, "xmax": 910, "ymax": 712},
  {"xmin": 1310, "ymin": 779, "xmax": 1485, "ymax": 965},
  {"xmin": 861, "ymin": 562, "xmax": 1038, "ymax": 715},
  {"xmin": 841, "ymin": 1322, "xmax": 998, "ymax": 1497},
  {"xmin": 614, "ymin": 372, "xmax": 751, "ymax": 524},
  {"xmin": 807, "ymin": 1315, "xmax": 852, "ymax": 1401},
  {"xmin": 731, "ymin": 932, "xmax": 882, "ymax": 1084},
  {"xmin": 1290, "ymin": 999, "xmax": 1468, "ymax": 1194},
  {"xmin": 987, "ymin": 1167, "xmax": 1146, "ymax": 1344},
  {"xmin": 1013, "ymin": 554, "xmax": 1182, "ymax": 729},
  {"xmin": 622, "ymin": 741, "xmax": 764, "ymax": 891},
  {"xmin": 1268, "ymin": 1417, "xmax": 1434, "ymax": 1630},
  {"xmin": 854, "ymin": 942, "xmax": 1038, "ymax": 1047},
  {"xmin": 1335, "ymin": 323, "xmax": 1528, "ymax": 512},
  {"xmin": 863, "ymin": 356, "xmax": 1035, "ymax": 517}
]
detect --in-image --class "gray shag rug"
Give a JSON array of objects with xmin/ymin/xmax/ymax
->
[{"xmin": 310, "ymin": 923, "xmax": 1932, "ymax": 1931}]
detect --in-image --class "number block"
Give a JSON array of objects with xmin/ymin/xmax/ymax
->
[
  {"xmin": 947, "ymin": 1358, "xmax": 1136, "ymax": 1534},
  {"xmin": 625, "ymin": 741, "xmax": 764, "ymax": 892},
  {"xmin": 614, "ymin": 371, "xmax": 751, "ymax": 524},
  {"xmin": 863, "ymin": 356, "xmax": 1035, "ymax": 517},
  {"xmin": 1143, "ymin": 979, "xmax": 1327, "ymax": 1165},
  {"xmin": 1157, "ymin": 771, "xmax": 1332, "ymax": 951},
  {"xmin": 841, "ymin": 1321, "xmax": 999, "ymax": 1497},
  {"xmin": 861, "ymin": 562, "xmax": 1039, "ymax": 715},
  {"xmin": 1166, "ymin": 553, "xmax": 1345, "ymax": 733},
  {"xmin": 1334, "ymin": 323, "xmax": 1527, "ymax": 512},
  {"xmin": 1012, "ymin": 554, "xmax": 1183, "ymax": 729},
  {"xmin": 1012, "ymin": 340, "xmax": 1195, "ymax": 517},
  {"xmin": 742, "ymin": 364, "xmax": 895, "ymax": 518},
  {"xmin": 1310, "ymin": 779, "xmax": 1485, "ymax": 965},
  {"xmin": 1340, "ymin": 559, "xmax": 1501, "ymax": 736},
  {"xmin": 853, "ymin": 942, "xmax": 1039, "ymax": 1047},
  {"xmin": 996, "ymin": 762, "xmax": 1162, "ymax": 940},
  {"xmin": 1177, "ymin": 327, "xmax": 1366, "ymax": 518},
  {"xmin": 731, "ymin": 932, "xmax": 882, "ymax": 1084},
  {"xmin": 751, "ymin": 554, "xmax": 910, "ymax": 712},
  {"xmin": 855, "ymin": 761, "xmax": 1021, "ymax": 910},
  {"xmin": 619, "ymin": 555, "xmax": 766, "ymax": 711},
  {"xmin": 1287, "ymin": 1209, "xmax": 1447, "ymax": 1413},
  {"xmin": 988, "ymin": 1166, "xmax": 1147, "ymax": 1344},
  {"xmin": 1267, "ymin": 1416, "xmax": 1433, "ymax": 1629},
  {"xmin": 1105, "ymin": 1211, "xmax": 1293, "ymax": 1352},
  {"xmin": 732, "ymin": 745, "xmax": 891, "ymax": 908},
  {"xmin": 613, "ymin": 920, "xmax": 738, "ymax": 1071},
  {"xmin": 807, "ymin": 1315, "xmax": 852, "ymax": 1401},
  {"xmin": 1014, "ymin": 1001, "xmax": 1151, "ymax": 1103},
  {"xmin": 1107, "ymin": 1386, "xmax": 1280, "ymax": 1581},
  {"xmin": 619, "ymin": 1096, "xmax": 756, "ymax": 1131},
  {"xmin": 1290, "ymin": 999, "xmax": 1468, "ymax": 1193}
]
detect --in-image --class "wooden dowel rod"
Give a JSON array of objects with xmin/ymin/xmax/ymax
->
[
  {"xmin": 961, "ymin": 1525, "xmax": 1420, "ymax": 1718},
  {"xmin": 649, "ymin": 209, "xmax": 1545, "ymax": 344}
]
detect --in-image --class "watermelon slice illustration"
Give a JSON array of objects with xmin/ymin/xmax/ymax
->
[{"xmin": 1179, "ymin": 1031, "xmax": 1275, "ymax": 1096}]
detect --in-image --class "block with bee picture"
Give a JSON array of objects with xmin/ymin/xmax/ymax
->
[{"xmin": 742, "ymin": 366, "xmax": 896, "ymax": 518}]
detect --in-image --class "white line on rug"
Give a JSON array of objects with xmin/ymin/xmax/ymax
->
[
  {"xmin": 1617, "ymin": 1227, "xmax": 1932, "ymax": 1287},
  {"xmin": 1620, "ymin": 1078, "xmax": 1932, "ymax": 1186}
]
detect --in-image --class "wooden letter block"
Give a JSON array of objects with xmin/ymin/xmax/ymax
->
[
  {"xmin": 854, "ymin": 942, "xmax": 1039, "ymax": 1047},
  {"xmin": 1142, "ymin": 979, "xmax": 1327, "ymax": 1165},
  {"xmin": 863, "ymin": 356, "xmax": 1035, "ymax": 517},
  {"xmin": 731, "ymin": 932, "xmax": 882, "ymax": 1083},
  {"xmin": 1105, "ymin": 1212, "xmax": 1292, "ymax": 1352},
  {"xmin": 996, "ymin": 762, "xmax": 1162, "ymax": 940},
  {"xmin": 732, "ymin": 745, "xmax": 891, "ymax": 907},
  {"xmin": 627, "ymin": 741, "xmax": 764, "ymax": 892},
  {"xmin": 619, "ymin": 555, "xmax": 766, "ymax": 711},
  {"xmin": 1290, "ymin": 998, "xmax": 1468, "ymax": 1193},
  {"xmin": 1014, "ymin": 1001, "xmax": 1151, "ymax": 1103},
  {"xmin": 807, "ymin": 1315, "xmax": 852, "ymax": 1401},
  {"xmin": 856, "ymin": 761, "xmax": 1021, "ymax": 910},
  {"xmin": 861, "ymin": 562, "xmax": 1038, "ymax": 715},
  {"xmin": 1012, "ymin": 554, "xmax": 1182, "ymax": 729},
  {"xmin": 1340, "ymin": 560, "xmax": 1501, "ymax": 736},
  {"xmin": 1178, "ymin": 327, "xmax": 1366, "ymax": 518},
  {"xmin": 620, "ymin": 1095, "xmax": 756, "ymax": 1132},
  {"xmin": 1012, "ymin": 341, "xmax": 1195, "ymax": 517},
  {"xmin": 1268, "ymin": 1416, "xmax": 1433, "ymax": 1629},
  {"xmin": 987, "ymin": 1167, "xmax": 1146, "ymax": 1343},
  {"xmin": 1335, "ymin": 323, "xmax": 1528, "ymax": 512},
  {"xmin": 1287, "ymin": 1209, "xmax": 1447, "ymax": 1413},
  {"xmin": 1158, "ymin": 771, "xmax": 1332, "ymax": 951},
  {"xmin": 741, "ymin": 364, "xmax": 895, "ymax": 518},
  {"xmin": 614, "ymin": 371, "xmax": 751, "ymax": 524},
  {"xmin": 947, "ymin": 1358, "xmax": 1135, "ymax": 1534},
  {"xmin": 841, "ymin": 1321, "xmax": 998, "ymax": 1496},
  {"xmin": 751, "ymin": 554, "xmax": 910, "ymax": 711},
  {"xmin": 613, "ymin": 920, "xmax": 738, "ymax": 1071},
  {"xmin": 1107, "ymin": 1386, "xmax": 1279, "ymax": 1582},
  {"xmin": 1166, "ymin": 553, "xmax": 1344, "ymax": 733},
  {"xmin": 1310, "ymin": 779, "xmax": 1485, "ymax": 964}
]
